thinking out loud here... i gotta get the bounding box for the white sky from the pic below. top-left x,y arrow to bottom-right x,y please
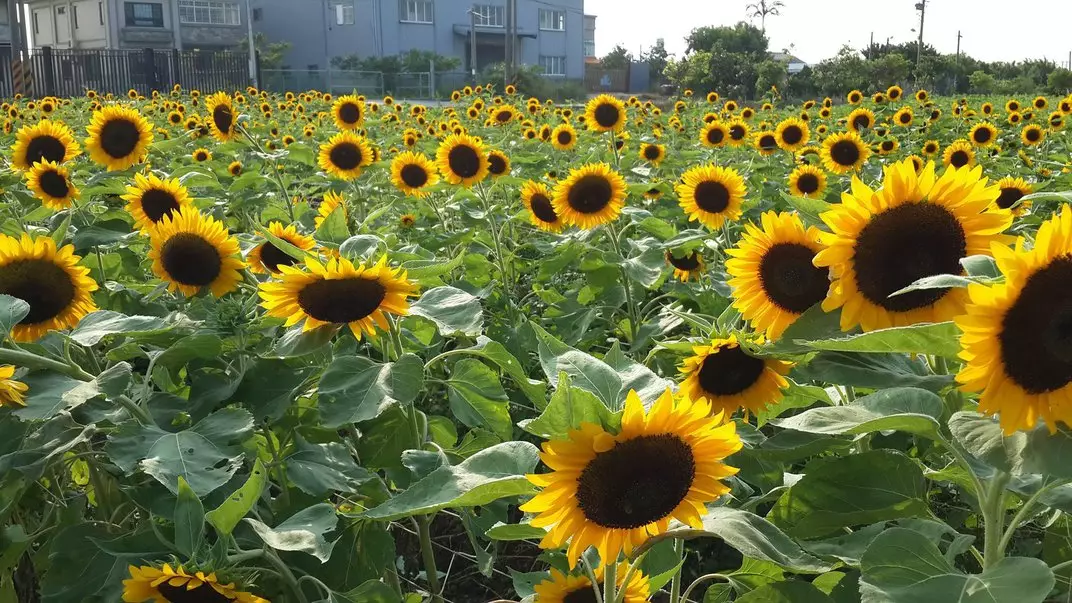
586,0 -> 1072,67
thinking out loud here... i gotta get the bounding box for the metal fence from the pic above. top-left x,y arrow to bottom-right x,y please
260,69 -> 386,97
0,47 -> 250,99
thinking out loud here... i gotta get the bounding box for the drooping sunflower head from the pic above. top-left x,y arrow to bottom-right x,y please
85,105 -> 153,171
992,176 -> 1032,213
487,150 -> 511,177
678,335 -> 792,417
584,94 -> 626,132
522,180 -> 563,233
775,117 -> 809,152
122,172 -> 192,232
332,94 -> 366,130
435,133 -> 489,187
700,121 -> 729,147
390,151 -> 439,198
205,92 -> 236,141
639,143 -> 666,165
522,388 -> 741,567
1021,124 -> 1045,146
676,164 -> 747,230
942,139 -> 976,169
788,164 -> 827,199
814,158 -> 1013,332
147,206 -> 244,298
0,365 -> 29,409
24,160 -> 79,211
0,233 -> 98,342
533,566 -> 650,603
259,255 -> 418,340
969,122 -> 998,147
666,249 -> 705,282
122,563 -> 268,603
11,120 -> 81,171
820,131 -> 870,174
726,211 -> 829,339
551,123 -> 577,150
551,163 -> 627,230
249,221 -> 315,274
318,130 -> 373,181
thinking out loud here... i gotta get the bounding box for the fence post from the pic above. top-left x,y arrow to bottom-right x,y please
255,50 -> 263,91
429,59 -> 435,99
144,48 -> 158,93
41,46 -> 56,97
171,49 -> 182,89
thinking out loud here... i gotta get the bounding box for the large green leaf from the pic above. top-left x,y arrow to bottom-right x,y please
694,507 -> 833,573
464,336 -> 547,408
205,459 -> 268,536
292,520 -> 395,593
363,441 -> 538,521
151,333 -> 223,382
521,372 -> 617,440
314,205 -> 351,246
768,450 -> 928,539
447,358 -> 513,440
0,294 -> 30,334
793,352 -> 954,392
603,342 -> 674,403
40,525 -> 166,603
174,476 -> 205,557
68,311 -> 177,346
860,527 -> 1054,603
106,407 -> 254,496
530,323 -> 624,410
245,502 -> 339,562
409,286 -> 484,337
801,322 -> 961,358
284,435 -> 373,496
771,388 -> 943,439
232,358 -> 313,421
736,582 -> 833,603
318,354 -> 423,428
948,412 -> 1026,475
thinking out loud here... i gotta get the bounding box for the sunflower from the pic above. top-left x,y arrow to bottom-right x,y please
259,255 -> 417,340
955,205 -> 1072,434
992,176 -> 1032,213
942,140 -> 975,169
1033,95 -> 1048,110
332,94 -> 365,130
893,106 -> 914,127
522,388 -> 741,568
85,105 -> 153,171
192,148 -> 212,162
0,234 -> 97,342
638,143 -> 665,165
678,335 -> 792,416
787,164 -> 827,199
487,150 -> 511,177
122,173 -> 192,232
228,161 -> 243,176
24,160 -> 79,210
390,151 -> 439,198
915,89 -> 929,102
968,122 -> 998,147
752,131 -> 777,156
847,90 -> 863,105
491,104 -> 518,125
315,191 -> 347,229
0,365 -> 29,408
551,163 -> 627,229
726,120 -> 750,147
886,85 -> 903,101
1021,124 -> 1045,146
922,140 -> 940,156
726,211 -> 828,339
814,159 -> 1012,332
522,180 -> 563,233
666,249 -> 705,282
676,165 -> 746,230
877,138 -> 899,155
11,120 -> 81,171
699,122 -> 729,148
318,130 -> 373,181
399,214 -> 416,228
534,565 -> 650,603
435,133 -> 488,187
820,131 -> 870,174
122,563 -> 267,603
775,117 -> 809,152
847,108 -> 875,132
148,207 -> 244,297
585,94 -> 626,132
204,92 -> 236,142
249,222 -> 315,274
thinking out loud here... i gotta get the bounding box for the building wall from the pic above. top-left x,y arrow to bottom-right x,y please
1,0 -> 13,43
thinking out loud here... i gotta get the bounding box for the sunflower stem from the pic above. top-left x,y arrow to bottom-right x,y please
264,547 -> 309,603
606,222 -> 640,354
603,559 -> 617,603
417,514 -> 442,602
679,573 -> 729,603
669,538 -> 684,603
0,346 -> 94,381
999,478 -> 1070,553
982,470 -> 1011,569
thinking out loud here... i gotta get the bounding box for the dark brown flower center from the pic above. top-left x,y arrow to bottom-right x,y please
400,164 -> 429,188
140,189 -> 181,223
830,139 -> 861,166
259,242 -> 298,273
329,142 -> 363,171
999,255 -> 1072,394
780,125 -> 803,145
566,175 -> 614,214
488,153 -> 508,175
575,434 -> 695,529
495,109 -> 512,123
26,135 -> 67,165
995,187 -> 1026,210
643,145 -> 661,160
212,104 -> 233,134
758,134 -> 777,150
158,581 -> 234,603
38,169 -> 70,198
297,277 -> 387,323
447,144 -> 481,178
852,114 -> 872,131
972,127 -> 992,144
160,233 -> 222,287
529,193 -> 558,224
881,140 -> 895,152
0,259 -> 76,325
759,242 -> 828,313
795,173 -> 820,195
557,130 -> 573,145
729,125 -> 746,140
853,203 -> 966,312
1026,128 -> 1041,142
698,345 -> 766,396
706,127 -> 725,145
667,251 -> 701,271
338,102 -> 361,124
563,585 -> 600,603
99,118 -> 141,158
693,181 -> 731,213
949,150 -> 971,168
593,102 -> 621,128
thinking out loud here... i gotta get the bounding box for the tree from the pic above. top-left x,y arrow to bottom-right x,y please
1048,68 -> 1072,95
641,39 -> 670,88
969,70 -> 996,94
600,45 -> 633,71
745,0 -> 784,34
668,23 -> 768,98
755,59 -> 787,95
240,32 -> 291,70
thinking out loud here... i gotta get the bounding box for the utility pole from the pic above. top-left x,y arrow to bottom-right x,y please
868,31 -> 873,59
953,30 -> 961,93
245,0 -> 257,88
469,6 -> 478,81
511,0 -> 517,78
914,0 -> 926,77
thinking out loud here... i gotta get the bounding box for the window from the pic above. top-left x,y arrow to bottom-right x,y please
539,55 -> 565,76
125,2 -> 164,27
583,40 -> 595,57
252,7 -> 262,21
178,1 -> 241,25
473,4 -> 503,27
56,6 -> 65,14
539,8 -> 564,31
400,0 -> 432,23
32,11 -> 39,34
332,1 -> 354,25
73,5 -> 80,28
99,2 -> 105,24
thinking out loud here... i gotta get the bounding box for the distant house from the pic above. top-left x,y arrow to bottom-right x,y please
771,51 -> 807,74
583,13 -> 594,64
1,0 -> 14,46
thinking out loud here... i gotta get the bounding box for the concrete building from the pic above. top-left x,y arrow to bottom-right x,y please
25,0 -> 249,49
582,13 -> 593,64
251,0 -> 586,79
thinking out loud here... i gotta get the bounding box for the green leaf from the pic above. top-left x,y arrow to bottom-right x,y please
801,322 -> 961,358
363,442 -> 539,521
0,294 -> 30,334
464,336 -> 546,408
68,311 -> 175,346
336,580 -> 401,603
319,354 -> 424,428
233,358 -> 313,421
889,274 -> 975,297
245,502 -> 339,562
531,323 -> 624,410
293,520 -> 395,593
403,251 -> 465,283
270,324 -> 339,357
40,525 -> 166,602
314,206 -> 351,246
485,522 -> 547,541
447,358 -> 513,440
409,286 -> 484,337
962,255 -> 1000,278
339,234 -> 383,260
860,527 -> 1054,602
354,404 -> 425,472
771,388 -> 943,439
286,142 -> 316,166
285,434 -> 373,496
49,209 -> 72,246
948,412 -> 1025,475
736,582 -> 833,603
695,507 -> 832,573
793,352 -> 954,392
521,372 -> 616,440
174,476 -> 205,557
603,342 -> 674,403
15,362 -> 131,421
779,191 -> 830,224
152,333 -> 223,381
107,408 -> 254,496
255,224 -> 311,262
622,247 -> 666,288
768,450 -> 929,539
206,459 -> 268,536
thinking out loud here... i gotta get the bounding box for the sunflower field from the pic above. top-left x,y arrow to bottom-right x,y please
2,82 -> 1072,603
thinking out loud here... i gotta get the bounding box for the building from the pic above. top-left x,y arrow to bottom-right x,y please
1,0 -> 15,46
25,0 -> 249,50
582,13 -> 593,64
251,0 -> 585,79
771,51 -> 807,74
